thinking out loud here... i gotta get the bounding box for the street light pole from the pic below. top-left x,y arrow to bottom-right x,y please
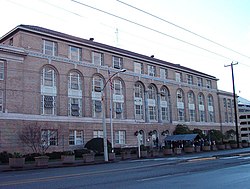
101,68 -> 126,161
225,62 -> 239,148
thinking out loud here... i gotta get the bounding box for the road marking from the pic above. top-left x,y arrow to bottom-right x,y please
187,157 -> 216,162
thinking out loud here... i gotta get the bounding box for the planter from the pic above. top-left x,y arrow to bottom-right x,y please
9,157 -> 25,168
83,153 -> 95,163
184,146 -> 194,153
216,144 -> 226,150
140,150 -> 148,158
108,152 -> 116,161
35,156 -> 49,167
163,148 -> 173,156
202,146 -> 211,151
121,151 -> 131,160
174,148 -> 182,155
242,143 -> 249,148
211,145 -> 218,151
151,150 -> 160,157
230,143 -> 238,149
225,143 -> 231,149
195,146 -> 201,152
61,155 -> 75,164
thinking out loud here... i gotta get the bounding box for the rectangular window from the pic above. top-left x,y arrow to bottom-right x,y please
115,131 -> 126,144
113,56 -> 123,69
93,130 -> 103,138
206,80 -> 212,88
0,61 -> 4,80
41,95 -> 56,115
135,104 -> 143,120
114,102 -> 123,119
189,109 -> 195,122
41,130 -> 58,146
199,111 -> 206,122
92,51 -> 103,66
68,98 -> 82,117
148,65 -> 156,77
187,75 -> 193,85
149,106 -> 156,120
0,90 -> 3,112
160,68 -> 167,79
69,130 -> 84,145
69,46 -> 82,61
134,62 -> 143,74
43,40 -> 57,56
161,107 -> 169,121
175,72 -> 182,82
178,109 -> 185,121
197,77 -> 203,87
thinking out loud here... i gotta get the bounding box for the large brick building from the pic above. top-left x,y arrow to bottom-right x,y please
0,25 -> 236,153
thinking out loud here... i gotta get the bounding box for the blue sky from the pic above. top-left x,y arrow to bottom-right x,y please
1,0 -> 250,99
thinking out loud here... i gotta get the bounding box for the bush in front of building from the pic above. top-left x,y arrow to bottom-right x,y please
0,151 -> 12,163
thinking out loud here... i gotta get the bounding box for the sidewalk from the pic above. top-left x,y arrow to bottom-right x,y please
1,147 -> 250,172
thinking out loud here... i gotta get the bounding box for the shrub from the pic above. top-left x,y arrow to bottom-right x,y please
46,151 -> 62,160
62,151 -> 75,156
0,151 -> 12,163
24,153 -> 40,161
11,152 -> 23,158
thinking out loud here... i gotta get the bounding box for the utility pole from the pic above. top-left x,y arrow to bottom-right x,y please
224,62 -> 239,148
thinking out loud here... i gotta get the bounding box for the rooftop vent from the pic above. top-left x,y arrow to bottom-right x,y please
150,55 -> 154,58
89,38 -> 94,41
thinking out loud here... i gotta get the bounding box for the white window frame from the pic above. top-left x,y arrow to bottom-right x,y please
134,83 -> 144,120
113,56 -> 123,69
92,51 -> 103,66
69,130 -> 84,145
206,79 -> 212,88
68,98 -> 82,117
69,46 -> 82,61
41,67 -> 56,87
160,68 -> 167,79
197,77 -> 203,87
0,61 -> 4,80
175,72 -> 182,82
68,72 -> 81,90
114,80 -> 122,95
41,95 -> 56,115
43,40 -> 57,56
148,65 -> 156,77
93,130 -> 103,138
115,130 -> 126,144
41,129 -> 58,146
134,62 -> 143,74
187,75 -> 193,85
114,102 -> 123,119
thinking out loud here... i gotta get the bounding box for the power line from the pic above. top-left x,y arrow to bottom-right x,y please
71,0 -> 231,61
117,0 -> 250,60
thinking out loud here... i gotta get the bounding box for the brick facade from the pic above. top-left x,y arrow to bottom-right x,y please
0,25 -> 236,153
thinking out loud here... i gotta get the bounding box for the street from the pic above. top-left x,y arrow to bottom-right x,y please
1,154 -> 250,189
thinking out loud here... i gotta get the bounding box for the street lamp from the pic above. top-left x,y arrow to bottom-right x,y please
101,68 -> 126,162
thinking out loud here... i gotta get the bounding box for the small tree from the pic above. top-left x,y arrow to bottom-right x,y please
173,124 -> 192,135
19,123 -> 57,155
224,129 -> 236,140
206,129 -> 224,143
192,128 -> 205,138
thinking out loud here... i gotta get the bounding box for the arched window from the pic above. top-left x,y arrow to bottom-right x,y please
68,71 -> 82,117
198,93 -> 206,122
92,75 -> 103,118
177,89 -> 185,121
208,95 -> 215,122
148,85 -> 157,121
41,66 -> 57,115
188,91 -> 195,122
113,78 -> 124,119
160,87 -> 170,122
134,82 -> 144,120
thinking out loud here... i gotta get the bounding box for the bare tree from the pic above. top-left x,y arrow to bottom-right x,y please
19,123 -> 57,155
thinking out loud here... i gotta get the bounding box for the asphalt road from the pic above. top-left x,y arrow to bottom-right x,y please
1,153 -> 250,189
